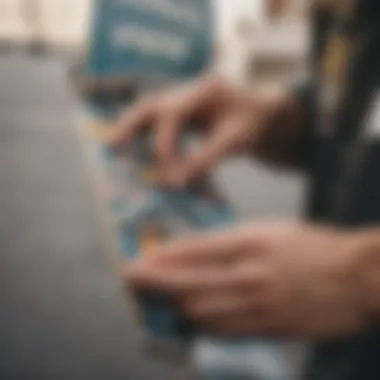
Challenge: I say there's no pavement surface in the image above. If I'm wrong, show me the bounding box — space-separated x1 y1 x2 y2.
0 54 178 380
0 53 304 380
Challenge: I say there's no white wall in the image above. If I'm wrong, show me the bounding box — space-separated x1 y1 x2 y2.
0 0 308 77
1 0 261 50
0 0 91 48
214 0 264 43
39 0 92 49
213 0 265 85
0 0 29 43
214 0 309 86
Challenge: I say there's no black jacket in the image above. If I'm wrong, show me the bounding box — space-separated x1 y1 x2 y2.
302 1 380 379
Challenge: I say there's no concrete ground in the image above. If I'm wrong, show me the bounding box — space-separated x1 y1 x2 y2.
0 54 178 380
0 53 304 380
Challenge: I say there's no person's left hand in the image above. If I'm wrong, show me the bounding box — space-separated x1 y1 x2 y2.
125 221 367 339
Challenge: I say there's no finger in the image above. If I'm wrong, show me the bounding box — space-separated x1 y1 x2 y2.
107 99 156 146
126 254 272 294
154 114 182 173
153 78 225 182
203 314 284 337
126 260 268 294
174 75 225 117
108 75 222 148
174 116 249 185
140 225 261 267
127 266 233 293
180 278 274 320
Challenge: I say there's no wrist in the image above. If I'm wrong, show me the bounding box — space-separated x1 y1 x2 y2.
246 89 302 165
345 229 380 321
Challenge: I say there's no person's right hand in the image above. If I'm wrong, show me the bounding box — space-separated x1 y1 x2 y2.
109 76 271 188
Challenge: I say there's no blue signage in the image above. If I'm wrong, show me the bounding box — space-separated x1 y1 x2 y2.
86 0 214 82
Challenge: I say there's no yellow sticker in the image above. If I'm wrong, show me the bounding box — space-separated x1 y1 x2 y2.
85 123 117 142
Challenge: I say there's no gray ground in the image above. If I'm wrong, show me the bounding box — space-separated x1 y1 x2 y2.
0 53 304 380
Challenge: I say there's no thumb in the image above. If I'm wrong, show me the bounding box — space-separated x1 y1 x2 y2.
168 117 250 187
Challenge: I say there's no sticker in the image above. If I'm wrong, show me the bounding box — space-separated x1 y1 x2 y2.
85 123 116 141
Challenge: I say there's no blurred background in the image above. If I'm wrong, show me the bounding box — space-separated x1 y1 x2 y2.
0 0 309 83
0 1 308 379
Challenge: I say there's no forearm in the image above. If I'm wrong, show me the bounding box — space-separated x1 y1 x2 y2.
350 228 380 319
247 86 310 170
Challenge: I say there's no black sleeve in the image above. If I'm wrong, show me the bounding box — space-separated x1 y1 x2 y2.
287 4 335 171
288 79 316 171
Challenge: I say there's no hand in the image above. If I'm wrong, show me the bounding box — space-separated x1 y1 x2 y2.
109 76 271 188
125 221 367 339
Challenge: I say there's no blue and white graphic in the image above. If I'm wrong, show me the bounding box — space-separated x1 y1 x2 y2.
86 0 213 81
